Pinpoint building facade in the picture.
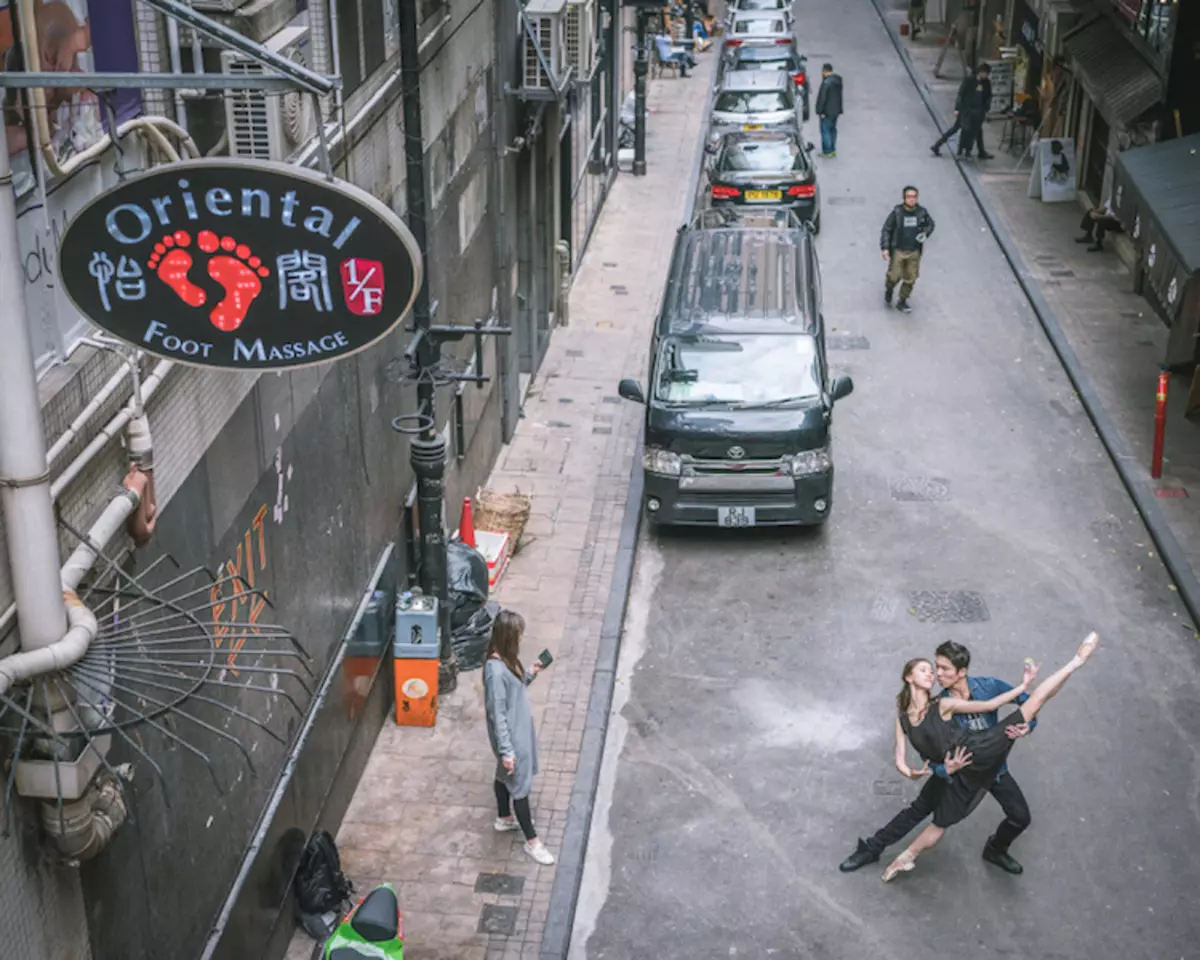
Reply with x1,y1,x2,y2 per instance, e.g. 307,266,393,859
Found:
0,0,619,956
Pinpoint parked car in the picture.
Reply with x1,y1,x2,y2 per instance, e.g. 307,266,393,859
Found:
725,10,794,49
707,131,820,232
725,0,792,28
617,221,853,528
723,44,809,121
709,72,801,149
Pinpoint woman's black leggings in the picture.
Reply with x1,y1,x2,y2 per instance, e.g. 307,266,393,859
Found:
494,780,536,841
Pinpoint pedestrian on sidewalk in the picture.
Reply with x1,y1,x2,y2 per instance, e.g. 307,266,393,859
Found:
955,63,994,159
483,611,556,865
880,185,935,314
1076,200,1123,252
815,63,843,158
907,0,925,39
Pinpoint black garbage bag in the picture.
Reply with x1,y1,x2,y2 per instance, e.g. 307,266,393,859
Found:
452,601,500,672
447,539,489,628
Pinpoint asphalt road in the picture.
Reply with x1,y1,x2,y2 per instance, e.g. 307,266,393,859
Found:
568,2,1200,958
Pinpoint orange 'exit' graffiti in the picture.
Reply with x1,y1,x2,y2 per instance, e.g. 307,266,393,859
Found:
210,504,269,670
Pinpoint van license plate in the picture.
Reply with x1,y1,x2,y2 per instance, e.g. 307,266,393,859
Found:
718,506,756,528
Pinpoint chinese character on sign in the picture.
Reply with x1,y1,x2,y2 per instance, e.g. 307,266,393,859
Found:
340,258,386,316
89,252,116,312
276,250,333,312
115,256,146,302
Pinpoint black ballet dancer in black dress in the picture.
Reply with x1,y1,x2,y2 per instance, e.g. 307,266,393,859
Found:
882,632,1100,882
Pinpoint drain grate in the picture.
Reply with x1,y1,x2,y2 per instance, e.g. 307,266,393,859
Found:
872,781,902,797
633,842,661,863
1049,269,1076,278
566,349,584,358
889,477,950,502
907,590,989,623
828,196,866,206
602,396,621,404
475,873,526,895
478,904,519,936
827,333,871,350
593,425,612,435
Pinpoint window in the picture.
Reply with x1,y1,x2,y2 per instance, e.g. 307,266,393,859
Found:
733,17,786,35
655,336,821,406
1113,0,1177,57
335,0,388,95
720,137,807,172
715,90,792,114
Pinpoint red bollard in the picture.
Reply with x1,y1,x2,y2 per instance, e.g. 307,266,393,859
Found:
1151,371,1169,480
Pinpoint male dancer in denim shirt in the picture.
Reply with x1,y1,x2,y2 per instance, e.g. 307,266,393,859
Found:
839,640,1034,875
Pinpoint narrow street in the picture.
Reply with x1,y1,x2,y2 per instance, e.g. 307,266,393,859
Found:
571,1,1200,957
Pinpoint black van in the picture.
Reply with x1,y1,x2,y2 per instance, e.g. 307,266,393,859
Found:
618,216,853,528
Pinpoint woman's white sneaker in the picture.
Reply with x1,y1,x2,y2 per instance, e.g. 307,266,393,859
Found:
493,816,520,833
524,839,555,865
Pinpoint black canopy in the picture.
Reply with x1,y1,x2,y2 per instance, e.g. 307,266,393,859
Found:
1112,134,1200,326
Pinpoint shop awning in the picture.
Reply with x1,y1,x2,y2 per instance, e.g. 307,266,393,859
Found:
1112,133,1200,329
1063,17,1163,129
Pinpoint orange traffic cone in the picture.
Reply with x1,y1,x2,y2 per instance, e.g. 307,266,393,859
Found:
459,497,476,548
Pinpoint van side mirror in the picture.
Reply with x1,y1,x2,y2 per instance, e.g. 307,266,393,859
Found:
618,378,646,404
704,140,718,155
831,375,854,401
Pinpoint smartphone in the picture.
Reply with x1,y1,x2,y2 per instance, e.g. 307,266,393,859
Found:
537,649,554,668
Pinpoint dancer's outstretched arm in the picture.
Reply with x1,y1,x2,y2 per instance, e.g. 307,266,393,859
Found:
941,662,1038,717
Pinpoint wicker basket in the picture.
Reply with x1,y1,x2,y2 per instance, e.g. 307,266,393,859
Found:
474,488,533,549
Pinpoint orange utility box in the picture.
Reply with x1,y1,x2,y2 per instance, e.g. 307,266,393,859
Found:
393,592,440,727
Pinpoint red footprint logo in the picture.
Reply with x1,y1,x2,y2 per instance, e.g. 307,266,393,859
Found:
147,229,270,332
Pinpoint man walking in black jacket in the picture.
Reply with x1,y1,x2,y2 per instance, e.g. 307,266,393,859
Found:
880,186,935,313
815,63,843,158
931,62,993,158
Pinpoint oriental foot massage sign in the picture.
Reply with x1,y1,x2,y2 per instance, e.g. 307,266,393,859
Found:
58,159,423,371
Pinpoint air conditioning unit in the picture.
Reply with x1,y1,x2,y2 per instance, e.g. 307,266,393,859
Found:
564,0,595,81
221,23,317,162
522,0,567,91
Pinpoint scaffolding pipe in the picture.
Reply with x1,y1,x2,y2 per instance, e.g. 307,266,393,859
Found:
0,144,68,655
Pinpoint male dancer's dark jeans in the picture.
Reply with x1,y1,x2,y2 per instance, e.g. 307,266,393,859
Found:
864,772,1030,855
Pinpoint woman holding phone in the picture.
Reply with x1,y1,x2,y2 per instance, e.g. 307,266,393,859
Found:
483,610,555,865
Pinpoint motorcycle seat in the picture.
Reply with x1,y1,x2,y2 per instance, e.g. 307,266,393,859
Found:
351,886,400,942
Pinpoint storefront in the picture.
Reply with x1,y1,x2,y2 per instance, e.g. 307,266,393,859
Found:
1111,133,1200,369
1010,0,1043,99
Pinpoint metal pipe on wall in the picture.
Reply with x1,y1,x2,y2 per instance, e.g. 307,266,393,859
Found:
0,143,68,655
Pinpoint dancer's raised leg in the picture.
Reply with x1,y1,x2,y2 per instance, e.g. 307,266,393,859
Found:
882,824,945,881
1018,632,1098,725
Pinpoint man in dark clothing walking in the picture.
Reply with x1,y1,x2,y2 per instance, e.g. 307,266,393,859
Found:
880,185,935,313
839,641,1035,875
815,63,843,158
957,62,993,158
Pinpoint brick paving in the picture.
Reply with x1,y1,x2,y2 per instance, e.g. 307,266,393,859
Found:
283,53,715,960
879,1,1200,576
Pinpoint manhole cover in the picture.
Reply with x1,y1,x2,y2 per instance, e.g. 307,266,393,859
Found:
566,349,584,358
889,477,950,502
827,333,870,350
593,425,612,435
478,905,519,936
907,591,989,623
475,873,526,895
1049,269,1076,278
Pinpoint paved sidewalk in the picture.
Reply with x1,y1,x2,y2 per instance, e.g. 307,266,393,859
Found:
283,55,714,960
876,0,1200,581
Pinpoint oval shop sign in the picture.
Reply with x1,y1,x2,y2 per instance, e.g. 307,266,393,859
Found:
58,159,422,371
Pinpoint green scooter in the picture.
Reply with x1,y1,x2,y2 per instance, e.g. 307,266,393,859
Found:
323,883,404,959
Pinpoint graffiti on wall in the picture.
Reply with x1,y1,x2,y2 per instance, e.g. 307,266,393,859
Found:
210,504,269,670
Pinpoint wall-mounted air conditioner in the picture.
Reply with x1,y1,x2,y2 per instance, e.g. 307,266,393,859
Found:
221,23,317,162
564,0,595,82
522,0,567,91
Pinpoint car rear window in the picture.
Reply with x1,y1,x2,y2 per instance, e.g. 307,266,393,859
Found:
736,57,793,72
738,0,785,10
720,139,807,172
715,91,792,113
734,17,786,34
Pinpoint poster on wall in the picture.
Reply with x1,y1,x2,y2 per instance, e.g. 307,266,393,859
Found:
1027,138,1076,203
985,59,1014,116
1,0,139,196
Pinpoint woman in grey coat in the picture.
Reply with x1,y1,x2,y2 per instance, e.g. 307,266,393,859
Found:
483,611,555,865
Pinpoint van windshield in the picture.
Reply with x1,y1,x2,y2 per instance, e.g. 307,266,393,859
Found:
655,335,820,406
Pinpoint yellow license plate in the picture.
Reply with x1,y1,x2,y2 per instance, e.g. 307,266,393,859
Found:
745,190,782,201
742,124,764,130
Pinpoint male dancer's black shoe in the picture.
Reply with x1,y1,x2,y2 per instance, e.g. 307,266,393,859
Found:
896,298,912,314
930,144,942,157
839,838,880,872
982,838,1023,875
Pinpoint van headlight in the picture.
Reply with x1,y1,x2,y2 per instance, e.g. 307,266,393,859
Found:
788,447,831,476
643,448,682,477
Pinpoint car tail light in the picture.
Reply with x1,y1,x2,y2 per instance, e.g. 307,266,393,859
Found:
792,71,806,86
726,39,743,46
787,184,816,198
775,37,792,44
711,185,741,199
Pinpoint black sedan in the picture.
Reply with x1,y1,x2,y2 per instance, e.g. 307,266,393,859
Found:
707,131,820,232
723,45,810,121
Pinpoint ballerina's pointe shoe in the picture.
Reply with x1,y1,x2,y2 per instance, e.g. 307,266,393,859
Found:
1074,632,1099,665
882,852,916,883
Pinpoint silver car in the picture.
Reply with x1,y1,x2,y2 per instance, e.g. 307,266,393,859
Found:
709,72,801,148
726,10,794,49
725,0,792,29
